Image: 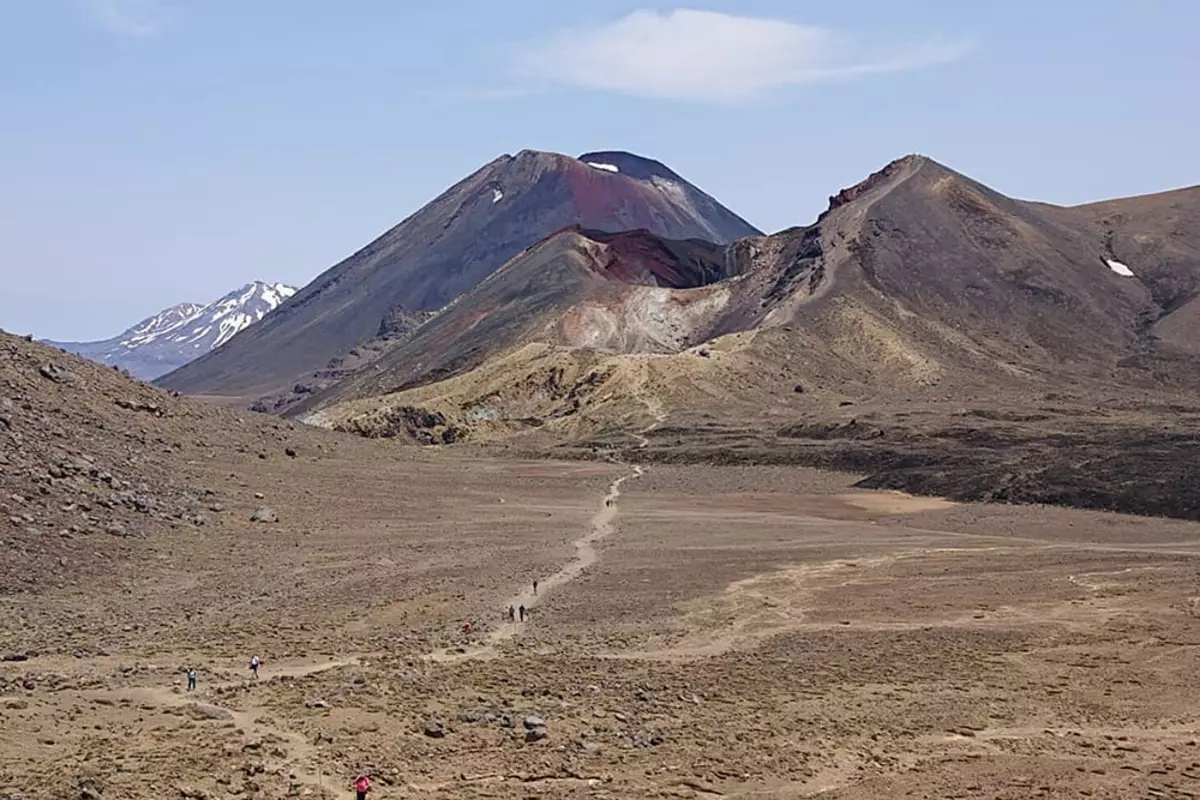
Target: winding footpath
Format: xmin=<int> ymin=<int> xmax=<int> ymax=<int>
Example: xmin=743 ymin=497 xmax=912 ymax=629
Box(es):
xmin=93 ymin=658 xmax=361 ymax=798
xmin=64 ymin=461 xmax=646 ymax=797
xmin=427 ymin=463 xmax=644 ymax=662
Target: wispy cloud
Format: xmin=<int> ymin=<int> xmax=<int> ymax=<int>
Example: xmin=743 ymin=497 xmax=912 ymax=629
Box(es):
xmin=519 ymin=9 xmax=973 ymax=103
xmin=78 ymin=0 xmax=165 ymax=37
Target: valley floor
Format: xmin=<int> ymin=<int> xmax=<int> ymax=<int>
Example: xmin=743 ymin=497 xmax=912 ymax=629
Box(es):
xmin=3 ymin=451 xmax=1200 ymax=799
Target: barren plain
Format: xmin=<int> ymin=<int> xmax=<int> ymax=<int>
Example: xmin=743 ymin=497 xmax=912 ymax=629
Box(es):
xmin=5 ymin=444 xmax=1200 ymax=799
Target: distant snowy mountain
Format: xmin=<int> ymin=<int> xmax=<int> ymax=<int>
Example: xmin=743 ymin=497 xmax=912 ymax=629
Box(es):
xmin=48 ymin=281 xmax=297 ymax=380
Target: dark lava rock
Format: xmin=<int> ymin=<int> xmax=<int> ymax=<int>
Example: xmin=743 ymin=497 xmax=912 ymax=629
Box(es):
xmin=38 ymin=363 xmax=73 ymax=383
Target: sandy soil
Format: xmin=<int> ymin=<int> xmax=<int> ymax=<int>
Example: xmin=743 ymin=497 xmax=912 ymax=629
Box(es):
xmin=4 ymin=454 xmax=1200 ymax=799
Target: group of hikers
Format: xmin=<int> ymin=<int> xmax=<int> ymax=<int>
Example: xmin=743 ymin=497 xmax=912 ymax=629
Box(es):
xmin=508 ymin=579 xmax=538 ymax=623
xmin=182 ymin=654 xmax=262 ymax=692
xmin=180 ymin=581 xmax=550 ymax=796
xmin=461 ymin=580 xmax=542 ymax=634
xmin=361 ymin=583 xmax=543 ymax=795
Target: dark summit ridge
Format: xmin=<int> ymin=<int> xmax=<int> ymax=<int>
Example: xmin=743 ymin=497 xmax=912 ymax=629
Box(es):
xmin=824 ymin=154 xmax=926 ymax=217
xmin=577 ymin=151 xmax=686 ymax=182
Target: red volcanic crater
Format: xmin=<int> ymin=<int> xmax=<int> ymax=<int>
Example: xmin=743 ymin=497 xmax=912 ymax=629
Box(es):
xmin=579 ymin=228 xmax=735 ymax=289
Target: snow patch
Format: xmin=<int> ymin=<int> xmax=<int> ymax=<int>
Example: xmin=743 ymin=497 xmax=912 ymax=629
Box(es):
xmin=214 ymin=313 xmax=253 ymax=347
xmin=1106 ymin=259 xmax=1134 ymax=277
xmin=586 ymin=162 xmax=620 ymax=173
xmin=258 ymin=282 xmax=295 ymax=308
xmin=492 ymin=188 xmax=504 ymax=203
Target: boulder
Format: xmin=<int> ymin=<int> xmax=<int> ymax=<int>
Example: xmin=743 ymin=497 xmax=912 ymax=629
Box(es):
xmin=38 ymin=363 xmax=73 ymax=383
xmin=249 ymin=507 xmax=278 ymax=524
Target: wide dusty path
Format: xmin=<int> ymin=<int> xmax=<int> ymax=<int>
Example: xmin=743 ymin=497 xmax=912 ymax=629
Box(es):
xmin=50 ymin=464 xmax=644 ymax=797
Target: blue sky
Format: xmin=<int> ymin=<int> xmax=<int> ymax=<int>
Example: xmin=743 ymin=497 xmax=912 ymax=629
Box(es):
xmin=2 ymin=1 xmax=1197 ymax=340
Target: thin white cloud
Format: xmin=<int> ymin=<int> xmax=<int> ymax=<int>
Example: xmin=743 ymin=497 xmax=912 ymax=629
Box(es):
xmin=519 ymin=9 xmax=973 ymax=103
xmin=79 ymin=0 xmax=164 ymax=37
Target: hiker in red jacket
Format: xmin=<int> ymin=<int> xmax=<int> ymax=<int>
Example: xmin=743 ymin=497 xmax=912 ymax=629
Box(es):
xmin=354 ymin=773 xmax=371 ymax=799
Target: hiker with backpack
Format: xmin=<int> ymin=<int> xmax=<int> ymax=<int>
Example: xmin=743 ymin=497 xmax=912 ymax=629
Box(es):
xmin=354 ymin=773 xmax=371 ymax=799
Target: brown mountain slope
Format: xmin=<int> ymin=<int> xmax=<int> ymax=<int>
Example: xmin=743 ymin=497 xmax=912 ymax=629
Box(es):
xmin=303 ymin=155 xmax=1200 ymax=422
xmin=788 ymin=156 xmax=1160 ymax=373
xmin=156 ymin=150 xmax=759 ymax=403
xmin=0 ymin=330 xmax=355 ymax=594
xmin=301 ymin=156 xmax=1200 ymax=519
xmin=1039 ymin=185 xmax=1200 ymax=358
xmin=288 ymin=226 xmax=742 ymax=418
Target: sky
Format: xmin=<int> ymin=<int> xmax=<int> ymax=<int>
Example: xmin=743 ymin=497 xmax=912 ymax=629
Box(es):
xmin=2 ymin=1 xmax=1198 ymax=341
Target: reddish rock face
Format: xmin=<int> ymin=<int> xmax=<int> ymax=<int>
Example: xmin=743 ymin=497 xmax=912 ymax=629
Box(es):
xmin=158 ymin=149 xmax=759 ymax=400
xmin=824 ymin=156 xmax=918 ymax=217
xmin=580 ymin=229 xmax=732 ymax=289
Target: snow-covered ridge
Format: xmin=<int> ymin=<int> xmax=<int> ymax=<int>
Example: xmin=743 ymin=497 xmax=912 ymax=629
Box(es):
xmin=49 ymin=280 xmax=297 ymax=380
xmin=118 ymin=281 xmax=296 ymax=350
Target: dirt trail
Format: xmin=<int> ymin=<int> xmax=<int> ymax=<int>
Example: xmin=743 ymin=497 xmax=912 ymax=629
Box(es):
xmin=428 ymin=465 xmax=644 ymax=663
xmin=45 ymin=461 xmax=648 ymax=793
xmin=81 ymin=658 xmax=361 ymax=798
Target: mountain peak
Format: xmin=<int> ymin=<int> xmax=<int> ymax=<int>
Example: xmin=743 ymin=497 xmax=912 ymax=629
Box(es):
xmin=822 ymin=154 xmax=945 ymax=218
xmin=496 ymin=149 xmax=686 ymax=183
xmin=48 ymin=280 xmax=297 ymax=380
xmin=575 ymin=151 xmax=683 ymax=182
xmin=229 ymin=281 xmax=297 ymax=308
xmin=157 ymin=147 xmax=761 ymax=401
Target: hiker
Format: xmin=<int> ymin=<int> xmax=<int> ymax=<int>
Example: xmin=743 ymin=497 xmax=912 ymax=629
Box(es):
xmin=533 ymin=579 xmax=538 ymax=596
xmin=354 ymin=773 xmax=371 ymax=799
xmin=249 ymin=654 xmax=261 ymax=679
xmin=518 ymin=604 xmax=526 ymax=622
xmin=464 ymin=621 xmax=472 ymax=635
xmin=186 ymin=667 xmax=197 ymax=692
xmin=507 ymin=605 xmax=515 ymax=622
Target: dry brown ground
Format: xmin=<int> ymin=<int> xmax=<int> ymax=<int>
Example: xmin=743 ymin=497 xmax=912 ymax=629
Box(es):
xmin=4 ymin=453 xmax=1200 ymax=800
